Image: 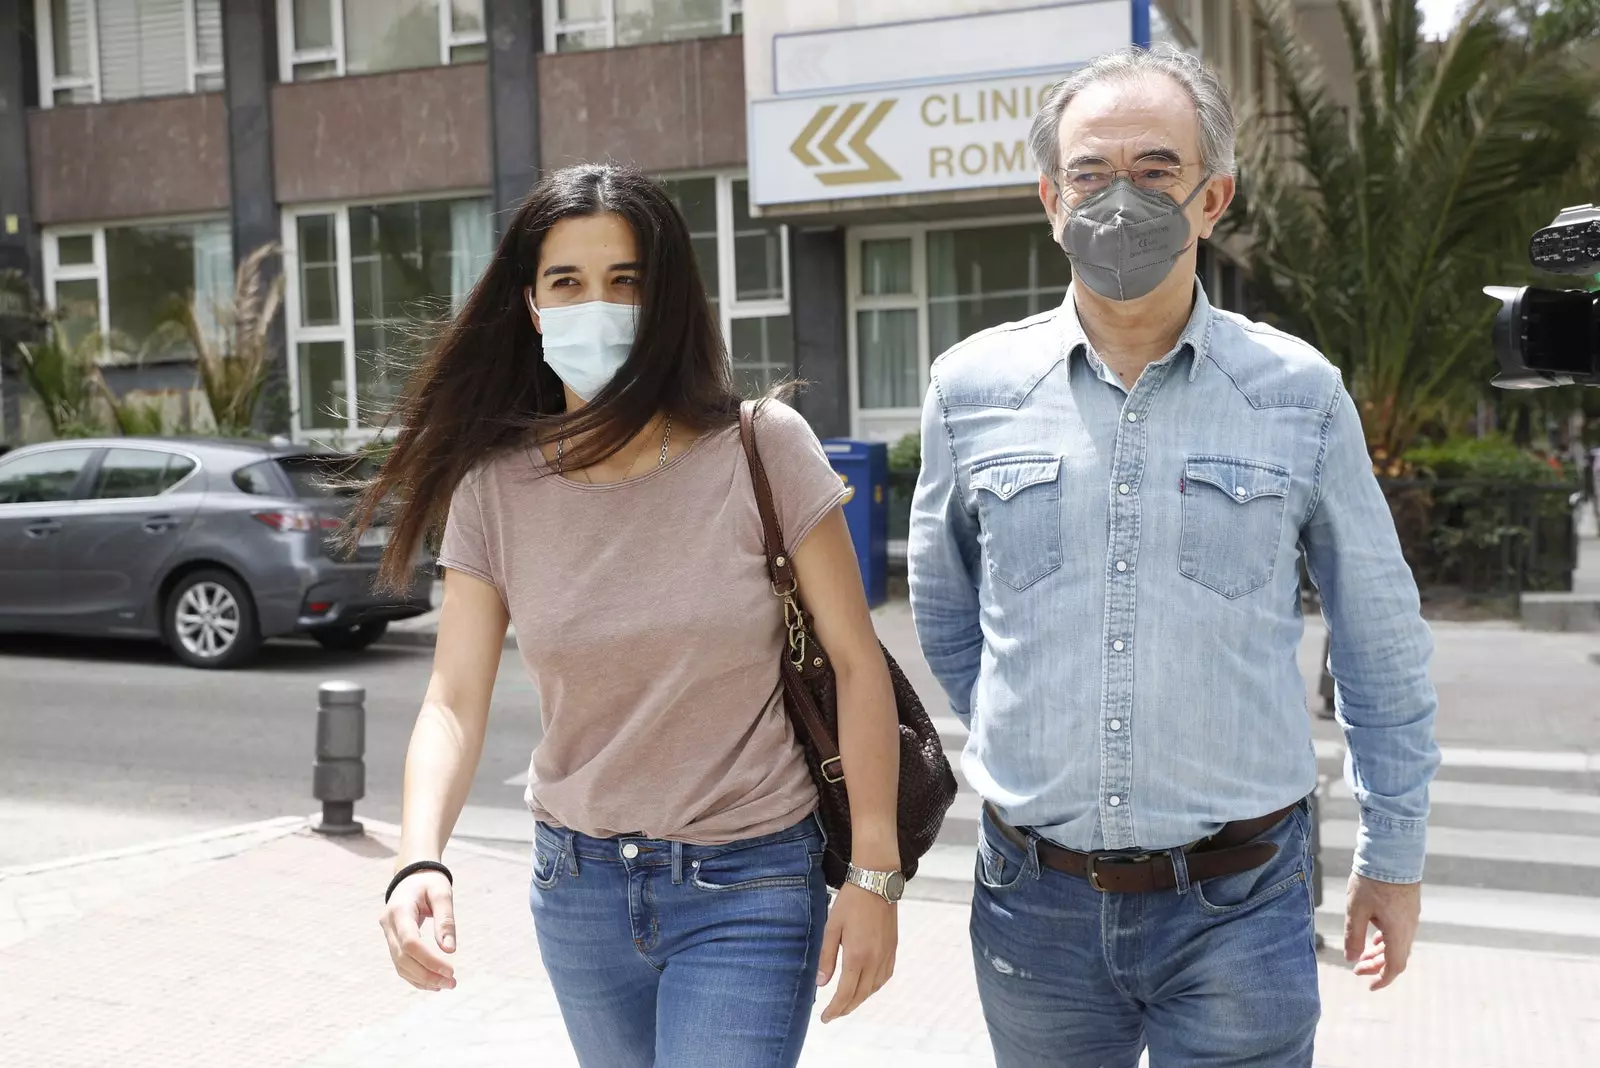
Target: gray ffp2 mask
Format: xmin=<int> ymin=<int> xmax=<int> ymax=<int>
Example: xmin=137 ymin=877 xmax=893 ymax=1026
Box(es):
xmin=1056 ymin=175 xmax=1210 ymax=301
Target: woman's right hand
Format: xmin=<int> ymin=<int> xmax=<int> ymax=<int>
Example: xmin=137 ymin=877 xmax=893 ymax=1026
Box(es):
xmin=379 ymin=869 xmax=458 ymax=991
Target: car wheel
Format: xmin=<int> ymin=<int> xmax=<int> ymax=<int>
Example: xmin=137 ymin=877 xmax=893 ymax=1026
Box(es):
xmin=164 ymin=569 xmax=262 ymax=669
xmin=311 ymin=620 xmax=389 ymax=652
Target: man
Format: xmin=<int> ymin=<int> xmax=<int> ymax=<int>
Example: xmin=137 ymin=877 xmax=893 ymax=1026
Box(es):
xmin=908 ymin=45 xmax=1439 ymax=1067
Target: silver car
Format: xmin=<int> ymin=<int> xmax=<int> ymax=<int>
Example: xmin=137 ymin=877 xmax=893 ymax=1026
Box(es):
xmin=0 ymin=438 xmax=432 ymax=668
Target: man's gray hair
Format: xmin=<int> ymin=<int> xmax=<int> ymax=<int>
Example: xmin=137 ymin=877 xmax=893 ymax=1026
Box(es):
xmin=1029 ymin=44 xmax=1237 ymax=179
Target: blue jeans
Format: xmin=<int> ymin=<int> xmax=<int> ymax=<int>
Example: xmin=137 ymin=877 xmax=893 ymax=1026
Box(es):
xmin=530 ymin=814 xmax=828 ymax=1068
xmin=971 ymin=803 xmax=1320 ymax=1068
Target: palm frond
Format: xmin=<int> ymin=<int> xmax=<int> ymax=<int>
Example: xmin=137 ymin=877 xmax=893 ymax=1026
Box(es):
xmin=1234 ymin=0 xmax=1600 ymax=461
xmin=182 ymin=241 xmax=285 ymax=436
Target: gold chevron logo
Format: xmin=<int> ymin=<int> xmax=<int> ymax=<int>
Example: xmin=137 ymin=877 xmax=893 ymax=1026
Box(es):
xmin=789 ymin=99 xmax=900 ymax=186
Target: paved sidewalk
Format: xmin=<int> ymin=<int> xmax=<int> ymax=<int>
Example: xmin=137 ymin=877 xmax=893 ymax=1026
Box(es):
xmin=3 ymin=822 xmax=1599 ymax=1067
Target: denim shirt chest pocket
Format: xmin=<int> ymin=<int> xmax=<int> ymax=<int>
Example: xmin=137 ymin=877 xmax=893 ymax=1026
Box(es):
xmin=970 ymin=455 xmax=1063 ymax=592
xmin=1179 ymin=456 xmax=1292 ymax=599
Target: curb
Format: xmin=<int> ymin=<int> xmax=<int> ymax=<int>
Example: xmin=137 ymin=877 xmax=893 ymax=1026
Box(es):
xmin=358 ymin=817 xmax=528 ymax=865
xmin=0 ymin=815 xmax=309 ymax=881
xmin=378 ymin=627 xmax=518 ymax=651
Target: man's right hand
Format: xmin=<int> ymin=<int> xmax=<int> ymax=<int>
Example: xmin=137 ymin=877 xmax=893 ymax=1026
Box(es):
xmin=379 ymin=869 xmax=458 ymax=991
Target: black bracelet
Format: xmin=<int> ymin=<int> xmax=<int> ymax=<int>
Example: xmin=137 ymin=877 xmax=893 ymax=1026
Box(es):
xmin=385 ymin=860 xmax=453 ymax=904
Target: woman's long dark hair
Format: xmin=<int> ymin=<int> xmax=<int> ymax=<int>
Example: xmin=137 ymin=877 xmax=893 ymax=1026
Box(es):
xmin=350 ymin=163 xmax=741 ymax=591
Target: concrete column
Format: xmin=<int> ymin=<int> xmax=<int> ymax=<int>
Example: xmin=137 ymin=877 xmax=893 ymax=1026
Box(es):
xmin=486 ymin=0 xmax=542 ymax=234
xmin=0 ymin=0 xmax=39 ymax=444
xmin=790 ymin=226 xmax=851 ymax=439
xmin=222 ymin=0 xmax=288 ymax=433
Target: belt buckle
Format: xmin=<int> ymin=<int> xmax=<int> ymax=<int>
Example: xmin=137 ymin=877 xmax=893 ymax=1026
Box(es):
xmin=1085 ymin=851 xmax=1152 ymax=893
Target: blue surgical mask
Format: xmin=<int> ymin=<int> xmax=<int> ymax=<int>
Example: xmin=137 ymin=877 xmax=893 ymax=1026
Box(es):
xmin=533 ymin=299 xmax=638 ymax=401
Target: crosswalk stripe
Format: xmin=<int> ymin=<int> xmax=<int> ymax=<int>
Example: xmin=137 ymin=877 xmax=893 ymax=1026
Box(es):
xmin=1328 ymin=777 xmax=1600 ymax=815
xmin=1325 ymin=881 xmax=1600 ymax=942
xmin=940 ymin=779 xmax=1600 ymax=827
xmin=1319 ymin=819 xmax=1600 ymax=868
xmin=1314 ymin=737 xmax=1600 ymax=773
xmin=934 ymin=720 xmax=1600 ymax=775
xmin=936 ymin=729 xmax=1600 ymax=777
xmin=912 ymin=846 xmax=1600 ymax=944
xmin=934 ymin=798 xmax=1600 ymax=866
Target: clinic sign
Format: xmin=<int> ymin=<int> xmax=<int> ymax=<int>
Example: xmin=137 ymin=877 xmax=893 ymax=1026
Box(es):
xmin=747 ymin=0 xmax=1143 ymax=208
xmin=752 ymin=73 xmax=1069 ymax=205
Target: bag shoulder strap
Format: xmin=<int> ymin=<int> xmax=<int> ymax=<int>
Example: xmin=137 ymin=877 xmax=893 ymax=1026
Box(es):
xmin=739 ymin=401 xmax=797 ymax=594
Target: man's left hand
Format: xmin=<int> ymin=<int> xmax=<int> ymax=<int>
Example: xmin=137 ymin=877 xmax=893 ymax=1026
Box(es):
xmin=1344 ymin=873 xmax=1421 ymax=990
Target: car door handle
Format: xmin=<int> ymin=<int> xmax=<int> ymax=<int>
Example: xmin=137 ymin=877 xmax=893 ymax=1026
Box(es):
xmin=143 ymin=515 xmax=180 ymax=534
xmin=24 ymin=519 xmax=62 ymax=538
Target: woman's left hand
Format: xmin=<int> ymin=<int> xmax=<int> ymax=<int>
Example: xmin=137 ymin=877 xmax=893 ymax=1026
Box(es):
xmin=816 ymin=882 xmax=899 ymax=1022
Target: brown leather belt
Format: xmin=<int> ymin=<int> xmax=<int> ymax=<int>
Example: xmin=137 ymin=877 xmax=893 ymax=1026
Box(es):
xmin=984 ymin=802 xmax=1298 ymax=894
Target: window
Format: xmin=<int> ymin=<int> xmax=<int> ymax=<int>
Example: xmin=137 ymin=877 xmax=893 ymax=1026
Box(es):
xmin=926 ymin=227 xmax=1069 ymax=357
xmin=232 ymin=461 xmax=281 ymax=496
xmin=284 ymin=195 xmax=493 ymax=435
xmin=849 ymin=220 xmax=1071 ymax=436
xmin=546 ymin=0 xmax=741 ymax=52
xmin=856 ymin=239 xmax=920 ymax=410
xmin=1149 ymin=0 xmax=1201 ymax=56
xmin=659 ymin=174 xmax=791 ymax=397
xmin=44 ymin=219 xmax=232 ymax=364
xmin=91 ymin=448 xmax=197 ymax=498
xmin=34 ymin=0 xmax=225 ymax=107
xmin=278 ymin=0 xmax=487 ymax=82
xmin=0 ymin=449 xmax=96 ymax=504
xmin=1201 ymin=0 xmax=1228 ymax=70
xmin=276 ymin=453 xmax=370 ymax=497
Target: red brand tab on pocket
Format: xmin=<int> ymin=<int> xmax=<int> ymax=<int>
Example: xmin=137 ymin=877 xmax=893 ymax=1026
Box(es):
xmin=1179 ymin=476 xmax=1186 ymax=494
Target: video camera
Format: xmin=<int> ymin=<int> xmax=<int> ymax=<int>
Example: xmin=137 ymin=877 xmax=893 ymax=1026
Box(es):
xmin=1485 ymin=203 xmax=1600 ymax=388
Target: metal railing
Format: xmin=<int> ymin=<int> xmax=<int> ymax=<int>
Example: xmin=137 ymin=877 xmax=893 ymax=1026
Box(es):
xmin=1378 ymin=478 xmax=1581 ymax=600
xmin=888 ymin=470 xmax=1582 ymax=600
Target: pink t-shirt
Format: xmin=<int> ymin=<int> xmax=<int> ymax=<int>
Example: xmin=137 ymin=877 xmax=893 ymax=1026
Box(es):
xmin=437 ymin=402 xmax=848 ymax=844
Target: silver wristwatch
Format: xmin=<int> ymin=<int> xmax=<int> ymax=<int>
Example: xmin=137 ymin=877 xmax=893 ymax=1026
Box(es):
xmin=845 ymin=863 xmax=906 ymax=903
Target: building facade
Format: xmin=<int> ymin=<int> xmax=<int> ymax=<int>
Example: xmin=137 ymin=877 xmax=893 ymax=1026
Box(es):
xmin=0 ymin=0 xmax=1329 ymax=447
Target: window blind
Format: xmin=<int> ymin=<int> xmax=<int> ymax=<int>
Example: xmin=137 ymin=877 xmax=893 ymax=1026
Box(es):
xmin=97 ymin=0 xmax=189 ymax=102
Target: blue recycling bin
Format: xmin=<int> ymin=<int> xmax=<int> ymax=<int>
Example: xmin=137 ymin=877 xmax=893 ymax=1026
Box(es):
xmin=822 ymin=439 xmax=889 ymax=609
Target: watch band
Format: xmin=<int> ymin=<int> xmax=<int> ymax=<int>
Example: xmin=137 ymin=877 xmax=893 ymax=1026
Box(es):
xmin=845 ymin=863 xmax=903 ymax=902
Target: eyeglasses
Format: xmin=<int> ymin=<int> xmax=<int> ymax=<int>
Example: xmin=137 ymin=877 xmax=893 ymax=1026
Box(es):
xmin=1057 ymin=158 xmax=1192 ymax=202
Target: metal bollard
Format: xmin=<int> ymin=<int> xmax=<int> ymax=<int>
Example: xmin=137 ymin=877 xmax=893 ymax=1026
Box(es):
xmin=1311 ymin=774 xmax=1328 ymax=950
xmin=313 ymin=680 xmax=366 ymax=836
xmin=1317 ymin=635 xmax=1337 ymax=719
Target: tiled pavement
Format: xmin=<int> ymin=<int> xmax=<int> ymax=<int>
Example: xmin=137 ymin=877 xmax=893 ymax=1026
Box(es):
xmin=4 ymin=820 xmax=1599 ymax=1066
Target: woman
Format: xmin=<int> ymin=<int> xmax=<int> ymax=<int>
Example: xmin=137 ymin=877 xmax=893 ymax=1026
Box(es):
xmin=355 ymin=164 xmax=903 ymax=1067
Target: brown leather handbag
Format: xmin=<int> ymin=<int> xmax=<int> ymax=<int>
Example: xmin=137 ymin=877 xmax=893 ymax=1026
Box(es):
xmin=739 ymin=401 xmax=958 ymax=888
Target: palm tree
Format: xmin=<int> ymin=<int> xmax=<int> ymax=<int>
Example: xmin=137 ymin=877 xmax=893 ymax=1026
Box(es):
xmin=18 ymin=320 xmax=185 ymax=438
xmin=17 ymin=322 xmax=107 ymax=438
xmin=179 ymin=242 xmax=285 ymax=437
xmin=1232 ymin=0 xmax=1600 ymax=472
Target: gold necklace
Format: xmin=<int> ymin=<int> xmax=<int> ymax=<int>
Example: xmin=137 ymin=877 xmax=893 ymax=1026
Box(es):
xmin=557 ymin=416 xmax=673 ymax=483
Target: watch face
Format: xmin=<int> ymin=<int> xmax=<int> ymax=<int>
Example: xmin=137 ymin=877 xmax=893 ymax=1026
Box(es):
xmin=885 ymin=872 xmax=906 ymax=902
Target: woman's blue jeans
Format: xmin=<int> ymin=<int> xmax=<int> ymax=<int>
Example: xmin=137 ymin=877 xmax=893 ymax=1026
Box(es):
xmin=530 ymin=814 xmax=829 ymax=1068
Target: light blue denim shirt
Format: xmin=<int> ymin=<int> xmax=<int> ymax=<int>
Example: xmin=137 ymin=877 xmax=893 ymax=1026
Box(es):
xmin=909 ymin=282 xmax=1440 ymax=884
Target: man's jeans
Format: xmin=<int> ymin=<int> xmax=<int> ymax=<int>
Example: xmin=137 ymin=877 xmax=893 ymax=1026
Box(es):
xmin=530 ymin=814 xmax=828 ymax=1068
xmin=971 ymin=803 xmax=1320 ymax=1067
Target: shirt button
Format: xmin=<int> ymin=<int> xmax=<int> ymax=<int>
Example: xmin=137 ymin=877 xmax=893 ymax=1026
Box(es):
xmin=621 ymin=843 xmax=639 ymax=859
xmin=1235 ymin=486 xmax=1247 ymax=497
xmin=1115 ymin=561 xmax=1128 ymax=572
xmin=1118 ymin=483 xmax=1130 ymax=495
xmin=1001 ymin=484 xmax=1013 ymax=495
xmin=1126 ymin=412 xmax=1138 ymax=422
xmin=1109 ymin=795 xmax=1122 ymax=807
xmin=1109 ymin=719 xmax=1122 ymax=731
xmin=1112 ymin=639 xmax=1125 ymax=651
